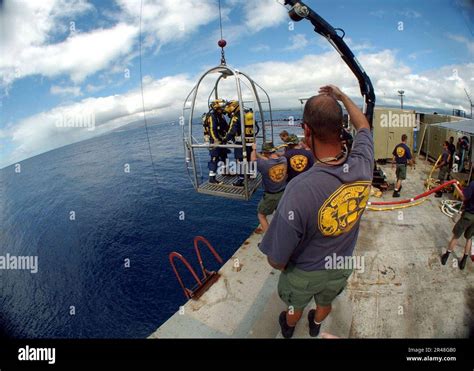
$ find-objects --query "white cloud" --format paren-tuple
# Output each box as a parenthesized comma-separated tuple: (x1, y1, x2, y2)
(398, 9, 422, 19)
(369, 10, 386, 18)
(116, 0, 219, 45)
(242, 0, 287, 32)
(0, 0, 100, 86)
(1, 22, 138, 86)
(0, 0, 93, 53)
(3, 74, 196, 167)
(284, 34, 309, 51)
(86, 83, 107, 93)
(408, 49, 433, 60)
(250, 44, 271, 53)
(448, 33, 474, 55)
(50, 85, 83, 97)
(1, 0, 219, 88)
(345, 38, 375, 52)
(3, 49, 474, 167)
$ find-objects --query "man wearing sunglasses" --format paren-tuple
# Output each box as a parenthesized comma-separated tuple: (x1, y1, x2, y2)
(259, 85, 373, 338)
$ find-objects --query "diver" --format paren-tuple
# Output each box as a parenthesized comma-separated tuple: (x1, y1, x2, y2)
(203, 99, 229, 184)
(222, 100, 255, 187)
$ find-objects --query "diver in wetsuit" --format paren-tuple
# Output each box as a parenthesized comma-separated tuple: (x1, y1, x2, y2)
(204, 99, 229, 184)
(222, 100, 255, 187)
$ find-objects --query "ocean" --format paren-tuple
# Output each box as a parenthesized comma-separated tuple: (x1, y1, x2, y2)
(0, 109, 302, 338)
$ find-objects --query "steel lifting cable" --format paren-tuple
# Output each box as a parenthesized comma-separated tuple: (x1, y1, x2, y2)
(218, 0, 224, 41)
(217, 0, 226, 65)
(139, 0, 173, 230)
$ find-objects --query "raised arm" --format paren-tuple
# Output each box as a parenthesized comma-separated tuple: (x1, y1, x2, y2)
(319, 85, 370, 131)
(251, 142, 257, 161)
(454, 182, 465, 201)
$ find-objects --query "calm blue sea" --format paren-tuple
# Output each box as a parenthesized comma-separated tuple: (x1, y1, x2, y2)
(0, 110, 302, 338)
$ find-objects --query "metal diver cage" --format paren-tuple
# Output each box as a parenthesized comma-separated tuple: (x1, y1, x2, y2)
(182, 65, 274, 201)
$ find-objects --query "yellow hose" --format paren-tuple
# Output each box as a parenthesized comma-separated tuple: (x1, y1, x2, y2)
(425, 154, 442, 191)
(367, 198, 426, 211)
(368, 155, 441, 212)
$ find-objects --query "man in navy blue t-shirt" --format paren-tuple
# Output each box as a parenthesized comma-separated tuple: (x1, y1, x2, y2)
(435, 141, 451, 198)
(392, 134, 413, 197)
(283, 134, 315, 183)
(259, 85, 373, 338)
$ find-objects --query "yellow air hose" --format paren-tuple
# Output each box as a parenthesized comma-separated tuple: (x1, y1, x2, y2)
(366, 198, 426, 211)
(425, 154, 442, 191)
(368, 154, 443, 212)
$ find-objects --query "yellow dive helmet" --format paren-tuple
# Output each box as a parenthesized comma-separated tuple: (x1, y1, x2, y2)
(224, 100, 240, 115)
(210, 99, 227, 111)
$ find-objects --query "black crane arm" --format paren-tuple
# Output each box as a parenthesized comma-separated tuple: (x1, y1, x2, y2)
(284, 0, 376, 127)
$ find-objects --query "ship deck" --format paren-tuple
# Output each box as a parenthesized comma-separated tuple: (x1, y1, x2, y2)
(150, 160, 474, 338)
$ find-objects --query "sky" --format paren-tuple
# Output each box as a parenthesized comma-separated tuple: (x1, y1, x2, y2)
(0, 0, 473, 168)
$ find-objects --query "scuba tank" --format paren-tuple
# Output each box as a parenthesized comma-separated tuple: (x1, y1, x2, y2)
(202, 113, 210, 142)
(244, 108, 255, 143)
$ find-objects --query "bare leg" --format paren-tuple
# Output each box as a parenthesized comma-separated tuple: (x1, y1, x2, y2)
(286, 309, 303, 327)
(447, 236, 458, 252)
(395, 179, 401, 191)
(463, 238, 472, 255)
(258, 213, 269, 232)
(315, 305, 332, 323)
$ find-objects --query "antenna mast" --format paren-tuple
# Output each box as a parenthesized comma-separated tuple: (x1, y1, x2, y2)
(465, 88, 473, 119)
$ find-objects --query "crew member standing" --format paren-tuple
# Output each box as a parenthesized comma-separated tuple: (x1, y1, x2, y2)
(448, 136, 456, 175)
(251, 142, 287, 233)
(284, 134, 314, 183)
(441, 181, 474, 270)
(223, 101, 254, 187)
(392, 134, 413, 197)
(435, 141, 451, 198)
(279, 130, 290, 144)
(204, 99, 229, 184)
(259, 85, 373, 339)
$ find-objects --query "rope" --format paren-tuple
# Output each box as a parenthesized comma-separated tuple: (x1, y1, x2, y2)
(218, 0, 223, 40)
(440, 200, 463, 219)
(139, 0, 172, 231)
(217, 0, 226, 65)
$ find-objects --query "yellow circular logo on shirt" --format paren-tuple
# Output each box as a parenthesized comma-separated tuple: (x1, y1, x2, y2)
(396, 147, 405, 158)
(318, 181, 371, 237)
(268, 163, 287, 183)
(290, 155, 308, 172)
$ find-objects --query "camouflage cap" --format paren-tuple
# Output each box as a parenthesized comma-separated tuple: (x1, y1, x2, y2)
(261, 142, 275, 153)
(287, 134, 299, 145)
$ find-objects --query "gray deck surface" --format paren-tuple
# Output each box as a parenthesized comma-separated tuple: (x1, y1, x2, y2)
(151, 161, 474, 338)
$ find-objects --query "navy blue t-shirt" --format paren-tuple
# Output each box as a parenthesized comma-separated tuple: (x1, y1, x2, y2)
(257, 156, 287, 193)
(392, 143, 412, 165)
(259, 128, 374, 271)
(463, 181, 474, 214)
(284, 148, 315, 183)
(440, 149, 450, 167)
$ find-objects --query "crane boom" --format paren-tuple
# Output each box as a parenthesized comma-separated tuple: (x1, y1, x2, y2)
(284, 0, 376, 128)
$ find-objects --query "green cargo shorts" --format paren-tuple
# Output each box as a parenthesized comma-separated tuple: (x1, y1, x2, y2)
(438, 165, 449, 181)
(453, 211, 474, 239)
(277, 264, 353, 310)
(396, 164, 407, 180)
(257, 191, 284, 216)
